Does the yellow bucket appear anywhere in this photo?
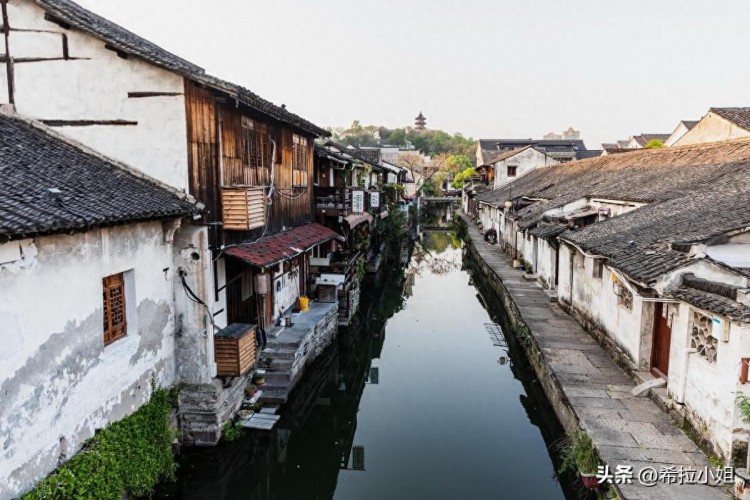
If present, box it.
[298,296,309,312]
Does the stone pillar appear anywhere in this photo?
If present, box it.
[170,224,226,445]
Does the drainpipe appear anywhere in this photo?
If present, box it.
[676,348,697,404]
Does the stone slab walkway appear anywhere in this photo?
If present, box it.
[461,214,729,499]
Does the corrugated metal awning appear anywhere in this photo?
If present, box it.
[224,223,342,268]
[344,213,373,229]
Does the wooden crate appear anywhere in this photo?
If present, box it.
[221,186,265,230]
[214,323,257,377]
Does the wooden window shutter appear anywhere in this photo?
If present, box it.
[103,273,127,345]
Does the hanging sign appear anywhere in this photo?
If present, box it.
[352,190,364,213]
[370,191,380,208]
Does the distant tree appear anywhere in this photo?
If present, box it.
[443,154,473,175]
[387,129,407,146]
[644,139,664,149]
[332,120,381,147]
[331,121,475,156]
[452,167,477,189]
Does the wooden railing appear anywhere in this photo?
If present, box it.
[314,186,352,213]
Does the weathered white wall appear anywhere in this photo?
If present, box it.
[273,263,302,319]
[0,221,179,499]
[2,0,189,191]
[665,122,690,147]
[675,112,750,146]
[667,302,750,459]
[536,238,558,289]
[492,148,559,189]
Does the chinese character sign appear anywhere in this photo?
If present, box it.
[370,191,380,208]
[352,190,364,213]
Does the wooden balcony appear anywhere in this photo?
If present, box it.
[314,187,384,217]
[314,186,352,215]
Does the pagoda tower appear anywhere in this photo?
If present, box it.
[414,112,426,130]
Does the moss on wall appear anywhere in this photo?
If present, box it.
[23,387,176,500]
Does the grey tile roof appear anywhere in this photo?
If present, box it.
[0,113,199,241]
[475,138,750,283]
[484,145,533,165]
[36,0,201,75]
[710,107,750,132]
[666,286,750,322]
[633,133,671,146]
[529,223,567,239]
[35,0,329,137]
[575,150,603,159]
[478,138,591,164]
[562,167,750,283]
[682,120,699,131]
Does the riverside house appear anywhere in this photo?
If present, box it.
[0,110,204,499]
[0,0,350,450]
[473,138,750,463]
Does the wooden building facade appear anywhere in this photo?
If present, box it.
[184,81,318,248]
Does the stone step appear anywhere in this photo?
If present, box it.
[259,389,289,405]
[264,370,293,384]
[259,378,292,392]
[258,357,294,370]
[260,347,297,361]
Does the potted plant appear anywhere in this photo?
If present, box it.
[252,372,265,386]
[244,383,257,398]
[559,431,601,489]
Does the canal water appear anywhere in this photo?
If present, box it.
[157,225,583,499]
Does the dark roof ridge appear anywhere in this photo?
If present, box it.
[35,0,329,137]
[681,273,738,301]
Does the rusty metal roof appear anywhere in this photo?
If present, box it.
[224,223,341,268]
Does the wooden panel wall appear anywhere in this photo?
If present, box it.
[185,79,318,249]
[185,82,219,230]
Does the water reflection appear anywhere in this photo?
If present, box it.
[157,228,585,499]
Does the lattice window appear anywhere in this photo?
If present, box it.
[689,309,717,363]
[241,117,256,170]
[616,282,633,309]
[292,134,308,187]
[241,118,272,185]
[103,273,127,345]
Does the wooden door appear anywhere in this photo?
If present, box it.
[651,302,672,377]
[554,246,559,287]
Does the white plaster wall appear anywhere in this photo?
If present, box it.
[0,221,178,499]
[667,304,750,458]
[674,112,750,146]
[656,259,749,293]
[536,238,557,289]
[492,148,559,189]
[3,0,189,191]
[273,264,302,319]
[706,244,750,268]
[558,244,573,302]
[665,123,689,147]
[567,251,644,361]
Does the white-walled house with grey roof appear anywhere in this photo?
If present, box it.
[0,110,210,500]
[0,0,334,455]
[469,138,750,466]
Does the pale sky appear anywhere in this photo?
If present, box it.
[78,0,750,148]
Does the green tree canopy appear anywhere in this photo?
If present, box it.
[331,121,474,157]
[644,139,664,149]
